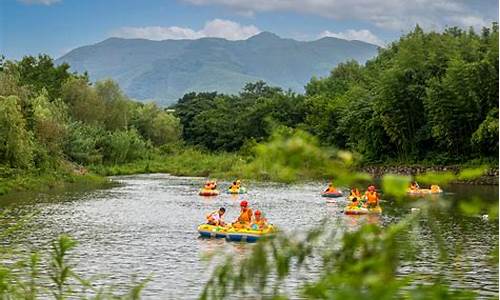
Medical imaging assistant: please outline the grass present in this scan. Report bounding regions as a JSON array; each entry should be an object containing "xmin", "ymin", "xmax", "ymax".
[
  {"xmin": 90, "ymin": 148, "xmax": 249, "ymax": 179},
  {"xmin": 0, "ymin": 170, "xmax": 110, "ymax": 197}
]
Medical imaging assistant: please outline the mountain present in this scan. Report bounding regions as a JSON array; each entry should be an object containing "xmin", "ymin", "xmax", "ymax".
[{"xmin": 56, "ymin": 32, "xmax": 379, "ymax": 105}]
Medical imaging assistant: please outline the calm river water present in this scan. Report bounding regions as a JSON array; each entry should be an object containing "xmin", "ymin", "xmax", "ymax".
[{"xmin": 1, "ymin": 174, "xmax": 498, "ymax": 299}]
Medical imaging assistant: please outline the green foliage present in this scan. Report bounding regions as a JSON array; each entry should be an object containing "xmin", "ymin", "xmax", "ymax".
[
  {"xmin": 0, "ymin": 55, "xmax": 183, "ymax": 181},
  {"xmin": 102, "ymin": 129, "xmax": 149, "ymax": 164},
  {"xmin": 242, "ymin": 128, "xmax": 332, "ymax": 182},
  {"xmin": 381, "ymin": 174, "xmax": 412, "ymax": 197},
  {"xmin": 471, "ymin": 108, "xmax": 499, "ymax": 156},
  {"xmin": 173, "ymin": 82, "xmax": 305, "ymax": 151},
  {"xmin": 95, "ymin": 80, "xmax": 130, "ymax": 131},
  {"xmin": 0, "ymin": 95, "xmax": 34, "ymax": 168},
  {"xmin": 13, "ymin": 54, "xmax": 77, "ymax": 100},
  {"xmin": 32, "ymin": 89, "xmax": 69, "ymax": 158},
  {"xmin": 64, "ymin": 122, "xmax": 105, "ymax": 165},
  {"xmin": 130, "ymin": 102, "xmax": 182, "ymax": 146},
  {"xmin": 91, "ymin": 148, "xmax": 245, "ymax": 178},
  {"xmin": 50, "ymin": 235, "xmax": 77, "ymax": 300},
  {"xmin": 172, "ymin": 24, "xmax": 498, "ymax": 165},
  {"xmin": 61, "ymin": 77, "xmax": 105, "ymax": 124}
]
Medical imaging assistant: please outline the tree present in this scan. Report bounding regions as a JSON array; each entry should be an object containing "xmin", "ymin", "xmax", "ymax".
[
  {"xmin": 14, "ymin": 54, "xmax": 77, "ymax": 100},
  {"xmin": 31, "ymin": 89, "xmax": 69, "ymax": 164},
  {"xmin": 61, "ymin": 77, "xmax": 105, "ymax": 125},
  {"xmin": 95, "ymin": 80, "xmax": 129, "ymax": 131},
  {"xmin": 471, "ymin": 108, "xmax": 499, "ymax": 156},
  {"xmin": 0, "ymin": 96, "xmax": 34, "ymax": 168},
  {"xmin": 130, "ymin": 102, "xmax": 182, "ymax": 146}
]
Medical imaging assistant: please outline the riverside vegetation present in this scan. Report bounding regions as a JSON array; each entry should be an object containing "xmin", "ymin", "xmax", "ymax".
[
  {"xmin": 0, "ymin": 24, "xmax": 497, "ymax": 191},
  {"xmin": 0, "ymin": 24, "xmax": 498, "ymax": 299}
]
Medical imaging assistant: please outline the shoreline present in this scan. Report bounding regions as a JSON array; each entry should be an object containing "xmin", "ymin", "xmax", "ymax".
[
  {"xmin": 360, "ymin": 165, "xmax": 499, "ymax": 185},
  {"xmin": 1, "ymin": 160, "xmax": 498, "ymax": 200}
]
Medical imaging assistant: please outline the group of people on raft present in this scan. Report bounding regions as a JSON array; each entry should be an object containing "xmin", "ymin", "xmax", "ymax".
[
  {"xmin": 206, "ymin": 200, "xmax": 269, "ymax": 231},
  {"xmin": 345, "ymin": 185, "xmax": 380, "ymax": 209},
  {"xmin": 201, "ymin": 179, "xmax": 245, "ymax": 193},
  {"xmin": 408, "ymin": 181, "xmax": 442, "ymax": 194},
  {"xmin": 203, "ymin": 180, "xmax": 218, "ymax": 190}
]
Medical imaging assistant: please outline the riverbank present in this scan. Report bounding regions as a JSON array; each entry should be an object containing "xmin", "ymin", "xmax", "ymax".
[
  {"xmin": 1, "ymin": 151, "xmax": 497, "ymax": 200},
  {"xmin": 0, "ymin": 170, "xmax": 111, "ymax": 198},
  {"xmin": 361, "ymin": 165, "xmax": 499, "ymax": 185},
  {"xmin": 91, "ymin": 150, "xmax": 499, "ymax": 185},
  {"xmin": 89, "ymin": 149, "xmax": 246, "ymax": 179}
]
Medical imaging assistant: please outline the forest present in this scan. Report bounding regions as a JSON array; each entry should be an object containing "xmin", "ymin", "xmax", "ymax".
[
  {"xmin": 0, "ymin": 24, "xmax": 498, "ymax": 191},
  {"xmin": 174, "ymin": 25, "xmax": 499, "ymax": 165}
]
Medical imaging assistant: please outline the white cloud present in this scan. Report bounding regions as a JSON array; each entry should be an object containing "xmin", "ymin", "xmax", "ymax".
[
  {"xmin": 319, "ymin": 29, "xmax": 384, "ymax": 46},
  {"xmin": 18, "ymin": 0, "xmax": 60, "ymax": 5},
  {"xmin": 182, "ymin": 0, "xmax": 496, "ymax": 31},
  {"xmin": 112, "ymin": 19, "xmax": 260, "ymax": 41}
]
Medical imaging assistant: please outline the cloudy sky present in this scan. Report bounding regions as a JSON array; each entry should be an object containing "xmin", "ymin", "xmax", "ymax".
[{"xmin": 1, "ymin": 0, "xmax": 498, "ymax": 59}]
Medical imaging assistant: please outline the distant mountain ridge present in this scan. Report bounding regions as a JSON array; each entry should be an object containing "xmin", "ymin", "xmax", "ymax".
[{"xmin": 56, "ymin": 32, "xmax": 379, "ymax": 105}]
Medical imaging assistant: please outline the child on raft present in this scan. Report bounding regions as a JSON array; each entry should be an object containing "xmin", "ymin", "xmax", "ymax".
[
  {"xmin": 347, "ymin": 197, "xmax": 361, "ymax": 209},
  {"xmin": 206, "ymin": 207, "xmax": 226, "ymax": 226},
  {"xmin": 232, "ymin": 200, "xmax": 253, "ymax": 229},
  {"xmin": 350, "ymin": 187, "xmax": 362, "ymax": 198},
  {"xmin": 229, "ymin": 179, "xmax": 242, "ymax": 192},
  {"xmin": 251, "ymin": 210, "xmax": 268, "ymax": 230},
  {"xmin": 324, "ymin": 182, "xmax": 338, "ymax": 193}
]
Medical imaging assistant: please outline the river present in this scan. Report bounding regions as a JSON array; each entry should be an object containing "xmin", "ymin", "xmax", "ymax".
[{"xmin": 1, "ymin": 174, "xmax": 498, "ymax": 299}]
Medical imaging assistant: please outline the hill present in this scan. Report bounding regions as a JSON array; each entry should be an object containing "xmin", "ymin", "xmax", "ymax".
[{"xmin": 57, "ymin": 32, "xmax": 379, "ymax": 105}]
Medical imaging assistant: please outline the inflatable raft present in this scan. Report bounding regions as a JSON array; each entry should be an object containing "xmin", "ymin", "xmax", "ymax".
[
  {"xmin": 347, "ymin": 195, "xmax": 364, "ymax": 202},
  {"xmin": 225, "ymin": 225, "xmax": 276, "ymax": 243},
  {"xmin": 197, "ymin": 224, "xmax": 227, "ymax": 238},
  {"xmin": 321, "ymin": 191, "xmax": 343, "ymax": 198},
  {"xmin": 344, "ymin": 206, "xmax": 382, "ymax": 215},
  {"xmin": 199, "ymin": 189, "xmax": 220, "ymax": 196},
  {"xmin": 227, "ymin": 187, "xmax": 247, "ymax": 194},
  {"xmin": 407, "ymin": 188, "xmax": 443, "ymax": 196}
]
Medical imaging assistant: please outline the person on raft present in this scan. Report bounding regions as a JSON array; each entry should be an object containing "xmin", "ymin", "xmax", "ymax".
[
  {"xmin": 204, "ymin": 180, "xmax": 217, "ymax": 190},
  {"xmin": 324, "ymin": 182, "xmax": 338, "ymax": 193},
  {"xmin": 409, "ymin": 181, "xmax": 420, "ymax": 191},
  {"xmin": 229, "ymin": 180, "xmax": 241, "ymax": 192},
  {"xmin": 251, "ymin": 210, "xmax": 268, "ymax": 230},
  {"xmin": 233, "ymin": 200, "xmax": 253, "ymax": 229},
  {"xmin": 347, "ymin": 197, "xmax": 361, "ymax": 209},
  {"xmin": 350, "ymin": 187, "xmax": 362, "ymax": 198},
  {"xmin": 430, "ymin": 184, "xmax": 441, "ymax": 193},
  {"xmin": 206, "ymin": 207, "xmax": 226, "ymax": 226},
  {"xmin": 364, "ymin": 185, "xmax": 380, "ymax": 208}
]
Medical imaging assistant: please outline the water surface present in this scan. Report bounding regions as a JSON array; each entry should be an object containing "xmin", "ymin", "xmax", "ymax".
[{"xmin": 1, "ymin": 174, "xmax": 498, "ymax": 299}]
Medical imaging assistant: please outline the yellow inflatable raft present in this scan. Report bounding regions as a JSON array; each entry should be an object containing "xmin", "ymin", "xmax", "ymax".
[
  {"xmin": 225, "ymin": 225, "xmax": 277, "ymax": 243},
  {"xmin": 197, "ymin": 224, "xmax": 227, "ymax": 238}
]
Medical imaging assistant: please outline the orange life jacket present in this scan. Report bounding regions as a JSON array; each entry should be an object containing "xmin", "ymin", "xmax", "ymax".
[
  {"xmin": 238, "ymin": 208, "xmax": 253, "ymax": 223},
  {"xmin": 252, "ymin": 218, "xmax": 267, "ymax": 229},
  {"xmin": 366, "ymin": 191, "xmax": 378, "ymax": 204}
]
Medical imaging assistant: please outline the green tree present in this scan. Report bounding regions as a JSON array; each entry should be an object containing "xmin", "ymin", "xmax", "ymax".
[
  {"xmin": 64, "ymin": 122, "xmax": 105, "ymax": 165},
  {"xmin": 131, "ymin": 102, "xmax": 182, "ymax": 146},
  {"xmin": 31, "ymin": 89, "xmax": 69, "ymax": 158},
  {"xmin": 471, "ymin": 108, "xmax": 499, "ymax": 156},
  {"xmin": 13, "ymin": 54, "xmax": 78, "ymax": 100},
  {"xmin": 61, "ymin": 77, "xmax": 105, "ymax": 124},
  {"xmin": 0, "ymin": 96, "xmax": 34, "ymax": 168},
  {"xmin": 95, "ymin": 80, "xmax": 129, "ymax": 131}
]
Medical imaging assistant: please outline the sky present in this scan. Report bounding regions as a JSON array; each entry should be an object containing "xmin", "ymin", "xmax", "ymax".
[{"xmin": 1, "ymin": 0, "xmax": 498, "ymax": 59}]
